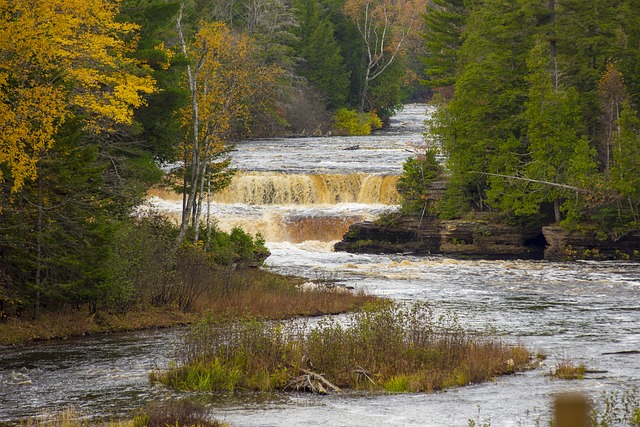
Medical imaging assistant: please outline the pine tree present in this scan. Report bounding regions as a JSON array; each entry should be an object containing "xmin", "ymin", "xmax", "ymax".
[
  {"xmin": 435, "ymin": 0, "xmax": 534, "ymax": 217},
  {"xmin": 611, "ymin": 102, "xmax": 640, "ymax": 223},
  {"xmin": 421, "ymin": 0, "xmax": 467, "ymax": 91},
  {"xmin": 512, "ymin": 41, "xmax": 596, "ymax": 224},
  {"xmin": 293, "ymin": 0, "xmax": 351, "ymax": 109}
]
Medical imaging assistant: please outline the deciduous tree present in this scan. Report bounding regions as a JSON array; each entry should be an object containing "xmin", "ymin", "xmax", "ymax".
[
  {"xmin": 0, "ymin": 0, "xmax": 156, "ymax": 192},
  {"xmin": 175, "ymin": 11, "xmax": 282, "ymax": 246},
  {"xmin": 343, "ymin": 0, "xmax": 426, "ymax": 110}
]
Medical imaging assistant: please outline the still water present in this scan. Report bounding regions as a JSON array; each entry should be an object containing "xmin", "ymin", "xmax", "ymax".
[{"xmin": 1, "ymin": 105, "xmax": 639, "ymax": 426}]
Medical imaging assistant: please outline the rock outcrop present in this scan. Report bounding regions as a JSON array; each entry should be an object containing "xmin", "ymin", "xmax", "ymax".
[
  {"xmin": 543, "ymin": 226, "xmax": 640, "ymax": 261},
  {"xmin": 335, "ymin": 216, "xmax": 640, "ymax": 261},
  {"xmin": 333, "ymin": 217, "xmax": 440, "ymax": 255},
  {"xmin": 334, "ymin": 216, "xmax": 545, "ymax": 259}
]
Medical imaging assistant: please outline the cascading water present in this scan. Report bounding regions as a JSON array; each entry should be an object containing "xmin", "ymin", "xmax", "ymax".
[{"xmin": 2, "ymin": 104, "xmax": 640, "ymax": 426}]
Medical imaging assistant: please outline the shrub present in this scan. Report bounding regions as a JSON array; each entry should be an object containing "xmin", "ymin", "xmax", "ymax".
[
  {"xmin": 133, "ymin": 399, "xmax": 225, "ymax": 427},
  {"xmin": 551, "ymin": 360, "xmax": 586, "ymax": 380},
  {"xmin": 590, "ymin": 388, "xmax": 640, "ymax": 427},
  {"xmin": 334, "ymin": 108, "xmax": 383, "ymax": 135},
  {"xmin": 396, "ymin": 148, "xmax": 442, "ymax": 216}
]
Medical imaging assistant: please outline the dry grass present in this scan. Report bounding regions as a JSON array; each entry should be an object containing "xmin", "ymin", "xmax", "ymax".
[
  {"xmin": 0, "ymin": 308, "xmax": 196, "ymax": 346},
  {"xmin": 0, "ymin": 269, "xmax": 378, "ymax": 345},
  {"xmin": 154, "ymin": 301, "xmax": 534, "ymax": 394},
  {"xmin": 17, "ymin": 401, "xmax": 229, "ymax": 427},
  {"xmin": 18, "ymin": 407, "xmax": 126, "ymax": 427},
  {"xmin": 551, "ymin": 360, "xmax": 586, "ymax": 380},
  {"xmin": 196, "ymin": 268, "xmax": 378, "ymax": 319}
]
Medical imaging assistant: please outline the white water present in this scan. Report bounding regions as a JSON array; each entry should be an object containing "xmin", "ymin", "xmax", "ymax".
[{"xmin": 2, "ymin": 104, "xmax": 640, "ymax": 426}]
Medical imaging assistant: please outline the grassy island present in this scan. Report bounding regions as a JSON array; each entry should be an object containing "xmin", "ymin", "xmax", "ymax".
[{"xmin": 153, "ymin": 301, "xmax": 534, "ymax": 394}]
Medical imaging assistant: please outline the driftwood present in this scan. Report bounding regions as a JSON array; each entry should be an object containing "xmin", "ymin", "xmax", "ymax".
[
  {"xmin": 602, "ymin": 350, "xmax": 640, "ymax": 355},
  {"xmin": 344, "ymin": 144, "xmax": 360, "ymax": 151},
  {"xmin": 286, "ymin": 368, "xmax": 342, "ymax": 394},
  {"xmin": 353, "ymin": 366, "xmax": 376, "ymax": 386}
]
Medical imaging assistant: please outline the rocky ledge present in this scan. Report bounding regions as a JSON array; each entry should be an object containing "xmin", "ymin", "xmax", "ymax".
[
  {"xmin": 543, "ymin": 226, "xmax": 640, "ymax": 261},
  {"xmin": 334, "ymin": 216, "xmax": 545, "ymax": 260},
  {"xmin": 335, "ymin": 217, "xmax": 640, "ymax": 261}
]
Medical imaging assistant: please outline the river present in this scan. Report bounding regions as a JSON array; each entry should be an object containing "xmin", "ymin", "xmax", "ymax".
[{"xmin": 1, "ymin": 104, "xmax": 640, "ymax": 426}]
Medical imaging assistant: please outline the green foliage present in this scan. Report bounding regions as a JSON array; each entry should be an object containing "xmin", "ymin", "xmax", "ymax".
[
  {"xmin": 204, "ymin": 227, "xmax": 269, "ymax": 266},
  {"xmin": 425, "ymin": 0, "xmax": 640, "ymax": 236},
  {"xmin": 293, "ymin": 0, "xmax": 351, "ymax": 109},
  {"xmin": 590, "ymin": 388, "xmax": 640, "ymax": 427},
  {"xmin": 611, "ymin": 102, "xmax": 640, "ymax": 222},
  {"xmin": 368, "ymin": 58, "xmax": 407, "ymax": 122},
  {"xmin": 0, "ymin": 120, "xmax": 118, "ymax": 315},
  {"xmin": 433, "ymin": 0, "xmax": 534, "ymax": 217},
  {"xmin": 421, "ymin": 0, "xmax": 467, "ymax": 89},
  {"xmin": 334, "ymin": 108, "xmax": 383, "ymax": 135},
  {"xmin": 397, "ymin": 149, "xmax": 442, "ymax": 216},
  {"xmin": 301, "ymin": 20, "xmax": 351, "ymax": 109}
]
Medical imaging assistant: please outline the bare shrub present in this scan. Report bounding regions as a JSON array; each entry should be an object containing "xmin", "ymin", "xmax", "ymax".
[
  {"xmin": 133, "ymin": 399, "xmax": 224, "ymax": 427},
  {"xmin": 283, "ymin": 87, "xmax": 332, "ymax": 136}
]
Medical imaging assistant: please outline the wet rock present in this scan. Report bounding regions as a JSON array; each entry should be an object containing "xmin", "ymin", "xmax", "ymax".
[
  {"xmin": 336, "ymin": 218, "xmax": 640, "ymax": 261},
  {"xmin": 439, "ymin": 220, "xmax": 544, "ymax": 259}
]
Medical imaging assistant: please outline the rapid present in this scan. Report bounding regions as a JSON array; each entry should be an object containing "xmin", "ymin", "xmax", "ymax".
[{"xmin": 1, "ymin": 104, "xmax": 639, "ymax": 426}]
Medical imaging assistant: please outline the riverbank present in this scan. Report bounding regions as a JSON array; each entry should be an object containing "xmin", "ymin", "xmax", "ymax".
[
  {"xmin": 0, "ymin": 269, "xmax": 379, "ymax": 346},
  {"xmin": 334, "ymin": 214, "xmax": 640, "ymax": 261}
]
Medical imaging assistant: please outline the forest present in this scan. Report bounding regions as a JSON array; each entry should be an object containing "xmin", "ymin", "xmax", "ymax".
[
  {"xmin": 414, "ymin": 0, "xmax": 640, "ymax": 239},
  {"xmin": 2, "ymin": 0, "xmax": 640, "ymax": 320},
  {"xmin": 0, "ymin": 0, "xmax": 426, "ymax": 321}
]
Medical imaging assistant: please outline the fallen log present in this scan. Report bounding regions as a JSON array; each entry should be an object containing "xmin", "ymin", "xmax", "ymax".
[{"xmin": 286, "ymin": 368, "xmax": 342, "ymax": 394}]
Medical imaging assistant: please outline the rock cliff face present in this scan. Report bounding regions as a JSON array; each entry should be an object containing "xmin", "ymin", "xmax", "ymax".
[
  {"xmin": 334, "ymin": 217, "xmax": 440, "ymax": 255},
  {"xmin": 543, "ymin": 226, "xmax": 640, "ymax": 261},
  {"xmin": 335, "ymin": 217, "xmax": 640, "ymax": 261},
  {"xmin": 334, "ymin": 216, "xmax": 545, "ymax": 259}
]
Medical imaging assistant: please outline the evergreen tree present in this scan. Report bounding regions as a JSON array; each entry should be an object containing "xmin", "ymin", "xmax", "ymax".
[
  {"xmin": 611, "ymin": 102, "xmax": 640, "ymax": 224},
  {"xmin": 120, "ymin": 0, "xmax": 187, "ymax": 163},
  {"xmin": 434, "ymin": 0, "xmax": 534, "ymax": 217},
  {"xmin": 0, "ymin": 121, "xmax": 116, "ymax": 315},
  {"xmin": 294, "ymin": 0, "xmax": 351, "ymax": 109},
  {"xmin": 421, "ymin": 0, "xmax": 467, "ymax": 91},
  {"xmin": 555, "ymin": 0, "xmax": 622, "ymax": 143},
  {"xmin": 617, "ymin": 0, "xmax": 640, "ymax": 107}
]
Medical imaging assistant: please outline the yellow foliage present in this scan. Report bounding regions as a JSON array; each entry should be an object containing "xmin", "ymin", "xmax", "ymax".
[
  {"xmin": 180, "ymin": 22, "xmax": 282, "ymax": 163},
  {"xmin": 0, "ymin": 0, "xmax": 156, "ymax": 192}
]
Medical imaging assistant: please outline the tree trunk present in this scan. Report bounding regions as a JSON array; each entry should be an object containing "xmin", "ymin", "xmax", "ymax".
[
  {"xmin": 34, "ymin": 173, "xmax": 43, "ymax": 318},
  {"xmin": 549, "ymin": 0, "xmax": 558, "ymax": 91},
  {"xmin": 175, "ymin": 3, "xmax": 202, "ymax": 248}
]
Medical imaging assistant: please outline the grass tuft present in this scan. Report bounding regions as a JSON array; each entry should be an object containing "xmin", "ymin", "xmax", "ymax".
[{"xmin": 551, "ymin": 360, "xmax": 586, "ymax": 380}]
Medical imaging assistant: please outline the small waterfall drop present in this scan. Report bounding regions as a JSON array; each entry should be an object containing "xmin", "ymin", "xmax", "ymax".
[
  {"xmin": 148, "ymin": 104, "xmax": 432, "ymax": 244},
  {"xmin": 211, "ymin": 172, "xmax": 399, "ymax": 205}
]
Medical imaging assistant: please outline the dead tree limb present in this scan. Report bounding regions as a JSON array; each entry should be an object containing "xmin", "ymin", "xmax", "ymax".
[{"xmin": 470, "ymin": 171, "xmax": 589, "ymax": 194}]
